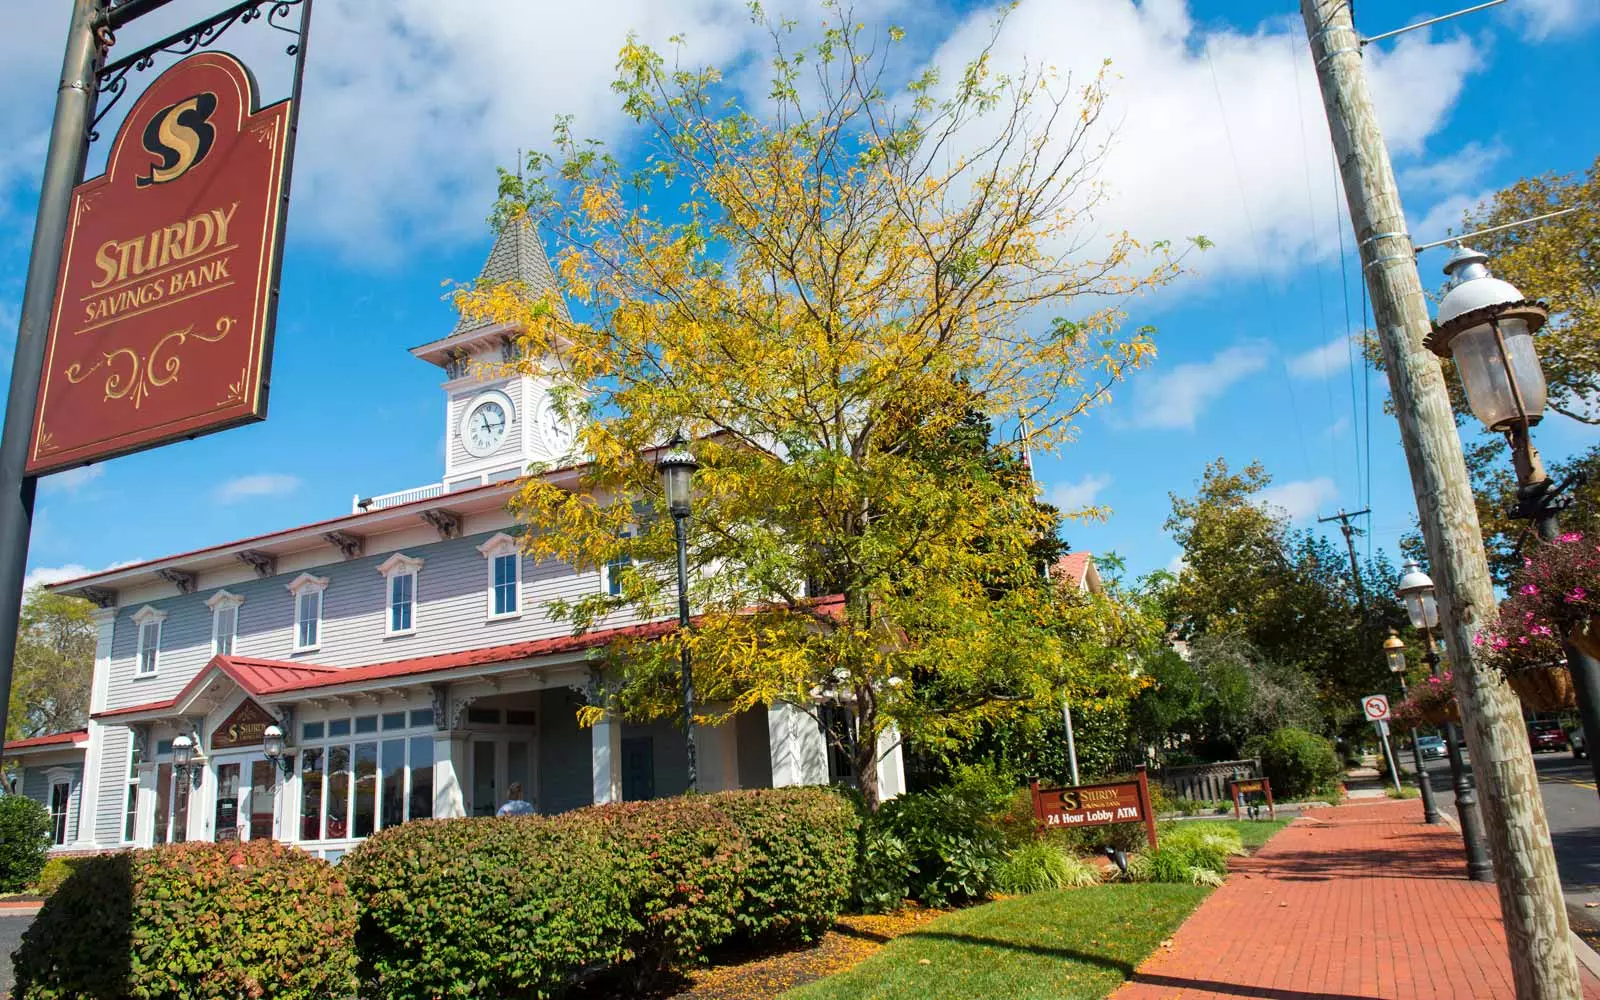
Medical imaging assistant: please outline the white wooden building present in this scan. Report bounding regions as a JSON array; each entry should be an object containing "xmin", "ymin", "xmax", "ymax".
[{"xmin": 3, "ymin": 219, "xmax": 904, "ymax": 859}]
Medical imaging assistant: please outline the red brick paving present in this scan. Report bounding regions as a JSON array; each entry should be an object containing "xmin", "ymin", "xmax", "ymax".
[{"xmin": 1114, "ymin": 800, "xmax": 1600, "ymax": 1000}]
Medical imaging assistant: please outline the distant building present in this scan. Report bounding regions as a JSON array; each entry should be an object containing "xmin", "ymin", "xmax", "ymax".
[{"xmin": 3, "ymin": 219, "xmax": 903, "ymax": 858}]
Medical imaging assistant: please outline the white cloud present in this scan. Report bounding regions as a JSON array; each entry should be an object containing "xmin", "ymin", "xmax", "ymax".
[
  {"xmin": 24, "ymin": 560, "xmax": 142, "ymax": 592},
  {"xmin": 38, "ymin": 465, "xmax": 103, "ymax": 495},
  {"xmin": 1398, "ymin": 141, "xmax": 1504, "ymax": 195},
  {"xmin": 918, "ymin": 1, "xmax": 1482, "ymax": 281},
  {"xmin": 1288, "ymin": 334, "xmax": 1355, "ymax": 379},
  {"xmin": 1049, "ymin": 473, "xmax": 1112, "ymax": 511},
  {"xmin": 1411, "ymin": 188, "xmax": 1497, "ymax": 248},
  {"xmin": 1166, "ymin": 552, "xmax": 1187, "ymax": 576},
  {"xmin": 1254, "ymin": 476, "xmax": 1337, "ymax": 523},
  {"xmin": 214, "ymin": 473, "xmax": 302, "ymax": 504},
  {"xmin": 1324, "ymin": 415, "xmax": 1351, "ymax": 439},
  {"xmin": 1506, "ymin": 0, "xmax": 1600, "ymax": 40},
  {"xmin": 1127, "ymin": 344, "xmax": 1269, "ymax": 430}
]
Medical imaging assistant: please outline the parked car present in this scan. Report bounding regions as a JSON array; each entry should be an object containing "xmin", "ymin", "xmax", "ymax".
[
  {"xmin": 1572, "ymin": 726, "xmax": 1587, "ymax": 760},
  {"xmin": 1528, "ymin": 720, "xmax": 1570, "ymax": 754},
  {"xmin": 1416, "ymin": 735, "xmax": 1447, "ymax": 760}
]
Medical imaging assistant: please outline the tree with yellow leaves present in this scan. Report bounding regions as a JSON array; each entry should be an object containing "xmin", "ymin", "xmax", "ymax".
[{"xmin": 462, "ymin": 3, "xmax": 1188, "ymax": 807}]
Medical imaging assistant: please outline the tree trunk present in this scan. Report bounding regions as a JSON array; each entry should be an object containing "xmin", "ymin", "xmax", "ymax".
[{"xmin": 853, "ymin": 686, "xmax": 881, "ymax": 811}]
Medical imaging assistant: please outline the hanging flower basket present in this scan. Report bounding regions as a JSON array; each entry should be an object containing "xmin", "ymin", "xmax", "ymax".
[
  {"xmin": 1506, "ymin": 664, "xmax": 1577, "ymax": 713},
  {"xmin": 1419, "ymin": 700, "xmax": 1460, "ymax": 727},
  {"xmin": 1395, "ymin": 672, "xmax": 1458, "ymax": 729}
]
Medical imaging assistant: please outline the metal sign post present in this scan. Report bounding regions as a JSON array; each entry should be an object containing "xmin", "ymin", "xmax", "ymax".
[{"xmin": 1364, "ymin": 694, "xmax": 1402, "ymax": 795}]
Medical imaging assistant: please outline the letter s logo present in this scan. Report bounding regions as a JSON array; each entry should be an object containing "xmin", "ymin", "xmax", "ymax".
[
  {"xmin": 1061, "ymin": 791, "xmax": 1079, "ymax": 810},
  {"xmin": 136, "ymin": 93, "xmax": 218, "ymax": 187}
]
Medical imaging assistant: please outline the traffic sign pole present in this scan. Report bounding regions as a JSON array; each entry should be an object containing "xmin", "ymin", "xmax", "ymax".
[{"xmin": 1376, "ymin": 720, "xmax": 1403, "ymax": 795}]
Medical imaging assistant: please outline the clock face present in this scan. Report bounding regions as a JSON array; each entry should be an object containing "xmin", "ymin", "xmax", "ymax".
[
  {"xmin": 536, "ymin": 396, "xmax": 574, "ymax": 457},
  {"xmin": 461, "ymin": 394, "xmax": 511, "ymax": 457}
]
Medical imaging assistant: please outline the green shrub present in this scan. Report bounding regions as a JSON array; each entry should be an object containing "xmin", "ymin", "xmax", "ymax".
[
  {"xmin": 344, "ymin": 815, "xmax": 637, "ymax": 1000},
  {"xmin": 1161, "ymin": 822, "xmax": 1246, "ymax": 859},
  {"xmin": 12, "ymin": 839, "xmax": 357, "ymax": 1000},
  {"xmin": 344, "ymin": 787, "xmax": 858, "ymax": 998},
  {"xmin": 0, "ymin": 794, "xmax": 51, "ymax": 893},
  {"xmin": 1127, "ymin": 844, "xmax": 1227, "ymax": 887},
  {"xmin": 28, "ymin": 856, "xmax": 84, "ymax": 897},
  {"xmin": 853, "ymin": 822, "xmax": 913, "ymax": 914},
  {"xmin": 994, "ymin": 842, "xmax": 1100, "ymax": 894},
  {"xmin": 872, "ymin": 785, "xmax": 1007, "ymax": 908},
  {"xmin": 716, "ymin": 787, "xmax": 858, "ymax": 942},
  {"xmin": 1245, "ymin": 727, "xmax": 1342, "ymax": 799}
]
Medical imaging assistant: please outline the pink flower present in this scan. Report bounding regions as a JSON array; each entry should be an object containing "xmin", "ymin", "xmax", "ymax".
[
  {"xmin": 1520, "ymin": 584, "xmax": 1539, "ymax": 596},
  {"xmin": 1567, "ymin": 587, "xmax": 1588, "ymax": 604},
  {"xmin": 1560, "ymin": 532, "xmax": 1583, "ymax": 544},
  {"xmin": 1532, "ymin": 625, "xmax": 1554, "ymax": 637},
  {"xmin": 1472, "ymin": 634, "xmax": 1486, "ymax": 647}
]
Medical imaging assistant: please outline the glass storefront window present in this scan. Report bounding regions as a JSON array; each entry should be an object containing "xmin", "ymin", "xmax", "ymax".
[
  {"xmin": 409, "ymin": 737, "xmax": 433, "ymax": 821},
  {"xmin": 380, "ymin": 739, "xmax": 405, "ymax": 829},
  {"xmin": 153, "ymin": 763, "xmax": 173, "ymax": 845},
  {"xmin": 353, "ymin": 742, "xmax": 378, "ymax": 838},
  {"xmin": 301, "ymin": 748, "xmax": 324, "ymax": 840},
  {"xmin": 326, "ymin": 745, "xmax": 350, "ymax": 839},
  {"xmin": 214, "ymin": 762, "xmax": 241, "ymax": 841}
]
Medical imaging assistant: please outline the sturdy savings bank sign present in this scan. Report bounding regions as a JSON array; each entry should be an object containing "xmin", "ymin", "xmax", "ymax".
[{"xmin": 27, "ymin": 52, "xmax": 294, "ymax": 475}]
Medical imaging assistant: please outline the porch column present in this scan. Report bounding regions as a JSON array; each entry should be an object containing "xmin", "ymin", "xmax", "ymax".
[
  {"xmin": 592, "ymin": 713, "xmax": 621, "ymax": 805},
  {"xmin": 432, "ymin": 732, "xmax": 467, "ymax": 819},
  {"xmin": 768, "ymin": 702, "xmax": 827, "ymax": 787},
  {"xmin": 72, "ymin": 607, "xmax": 117, "ymax": 849},
  {"xmin": 875, "ymin": 723, "xmax": 906, "ymax": 802},
  {"xmin": 696, "ymin": 716, "xmax": 740, "ymax": 792}
]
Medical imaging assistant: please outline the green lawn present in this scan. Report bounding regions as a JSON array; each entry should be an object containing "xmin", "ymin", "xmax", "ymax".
[
  {"xmin": 1189, "ymin": 817, "xmax": 1289, "ymax": 851},
  {"xmin": 782, "ymin": 884, "xmax": 1210, "ymax": 1000}
]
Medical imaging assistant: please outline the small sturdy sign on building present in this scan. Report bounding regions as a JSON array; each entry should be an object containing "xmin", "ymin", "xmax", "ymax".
[{"xmin": 1029, "ymin": 764, "xmax": 1158, "ymax": 850}]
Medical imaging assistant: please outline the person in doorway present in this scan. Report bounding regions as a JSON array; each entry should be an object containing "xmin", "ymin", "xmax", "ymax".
[{"xmin": 497, "ymin": 782, "xmax": 535, "ymax": 817}]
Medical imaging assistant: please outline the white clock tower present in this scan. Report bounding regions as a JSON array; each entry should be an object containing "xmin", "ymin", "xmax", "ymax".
[{"xmin": 410, "ymin": 217, "xmax": 578, "ymax": 492}]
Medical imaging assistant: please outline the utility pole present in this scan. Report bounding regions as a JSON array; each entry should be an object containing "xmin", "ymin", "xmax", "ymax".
[
  {"xmin": 0, "ymin": 0, "xmax": 102, "ymax": 762},
  {"xmin": 1301, "ymin": 3, "xmax": 1579, "ymax": 997},
  {"xmin": 1317, "ymin": 507, "xmax": 1370, "ymax": 600}
]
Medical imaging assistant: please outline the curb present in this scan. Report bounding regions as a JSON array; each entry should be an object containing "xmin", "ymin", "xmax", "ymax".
[{"xmin": 1571, "ymin": 931, "xmax": 1600, "ymax": 981}]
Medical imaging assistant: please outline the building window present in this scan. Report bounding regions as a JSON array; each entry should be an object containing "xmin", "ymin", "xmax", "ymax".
[
  {"xmin": 377, "ymin": 554, "xmax": 424, "ymax": 636},
  {"xmin": 602, "ymin": 530, "xmax": 637, "ymax": 598},
  {"xmin": 294, "ymin": 715, "xmax": 435, "ymax": 842},
  {"xmin": 286, "ymin": 574, "xmax": 329, "ymax": 652},
  {"xmin": 207, "ymin": 590, "xmax": 244, "ymax": 657},
  {"xmin": 151, "ymin": 762, "xmax": 189, "ymax": 846},
  {"xmin": 131, "ymin": 606, "xmax": 167, "ymax": 676},
  {"xmin": 123, "ymin": 738, "xmax": 141, "ymax": 843},
  {"xmin": 48, "ymin": 781, "xmax": 70, "ymax": 845},
  {"xmin": 476, "ymin": 533, "xmax": 523, "ymax": 619}
]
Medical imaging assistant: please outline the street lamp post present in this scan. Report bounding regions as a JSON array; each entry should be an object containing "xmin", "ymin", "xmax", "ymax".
[
  {"xmin": 1397, "ymin": 560, "xmax": 1494, "ymax": 881},
  {"xmin": 1429, "ymin": 247, "xmax": 1600, "ymax": 795},
  {"xmin": 1383, "ymin": 629, "xmax": 1441, "ymax": 824},
  {"xmin": 658, "ymin": 432, "xmax": 699, "ymax": 793}
]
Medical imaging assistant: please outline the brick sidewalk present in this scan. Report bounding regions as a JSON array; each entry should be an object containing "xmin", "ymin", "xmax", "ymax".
[{"xmin": 1114, "ymin": 800, "xmax": 1600, "ymax": 1000}]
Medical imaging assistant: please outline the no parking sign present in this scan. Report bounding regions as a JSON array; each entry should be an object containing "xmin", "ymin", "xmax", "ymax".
[{"xmin": 1362, "ymin": 694, "xmax": 1391, "ymax": 722}]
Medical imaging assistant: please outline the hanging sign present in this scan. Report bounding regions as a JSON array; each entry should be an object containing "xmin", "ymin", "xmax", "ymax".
[
  {"xmin": 1030, "ymin": 765, "xmax": 1159, "ymax": 850},
  {"xmin": 27, "ymin": 51, "xmax": 297, "ymax": 475}
]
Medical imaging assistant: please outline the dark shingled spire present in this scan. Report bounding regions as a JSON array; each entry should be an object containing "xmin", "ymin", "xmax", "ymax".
[{"xmin": 450, "ymin": 214, "xmax": 568, "ymax": 335}]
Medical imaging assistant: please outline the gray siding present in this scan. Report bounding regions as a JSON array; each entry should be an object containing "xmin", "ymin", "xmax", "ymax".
[
  {"xmin": 22, "ymin": 762, "xmax": 83, "ymax": 845},
  {"xmin": 621, "ymin": 719, "xmax": 688, "ymax": 800},
  {"xmin": 104, "ymin": 528, "xmax": 638, "ymax": 712},
  {"xmin": 538, "ymin": 688, "xmax": 590, "ymax": 814},
  {"xmin": 736, "ymin": 708, "xmax": 773, "ymax": 789},
  {"xmin": 95, "ymin": 726, "xmax": 131, "ymax": 844}
]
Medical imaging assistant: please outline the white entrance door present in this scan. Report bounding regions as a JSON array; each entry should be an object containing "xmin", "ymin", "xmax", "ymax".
[
  {"xmin": 468, "ymin": 736, "xmax": 536, "ymax": 816},
  {"xmin": 214, "ymin": 756, "xmax": 278, "ymax": 841}
]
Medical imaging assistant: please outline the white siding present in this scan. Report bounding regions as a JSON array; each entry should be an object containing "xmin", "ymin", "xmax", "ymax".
[{"xmin": 102, "ymin": 528, "xmax": 643, "ymax": 712}]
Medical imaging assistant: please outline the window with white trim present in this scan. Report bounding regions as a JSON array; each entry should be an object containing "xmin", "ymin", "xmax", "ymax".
[
  {"xmin": 476, "ymin": 533, "xmax": 523, "ymax": 619},
  {"xmin": 207, "ymin": 590, "xmax": 244, "ymax": 656},
  {"xmin": 131, "ymin": 606, "xmax": 167, "ymax": 676},
  {"xmin": 48, "ymin": 780, "xmax": 70, "ymax": 845},
  {"xmin": 286, "ymin": 574, "xmax": 329, "ymax": 652},
  {"xmin": 602, "ymin": 529, "xmax": 637, "ymax": 598},
  {"xmin": 123, "ymin": 736, "xmax": 141, "ymax": 843},
  {"xmin": 376, "ymin": 554, "xmax": 424, "ymax": 636}
]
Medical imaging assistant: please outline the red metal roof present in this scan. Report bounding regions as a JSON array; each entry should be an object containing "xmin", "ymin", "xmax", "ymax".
[
  {"xmin": 4, "ymin": 729, "xmax": 89, "ymax": 752},
  {"xmin": 1053, "ymin": 552, "xmax": 1092, "ymax": 585},
  {"xmin": 94, "ymin": 597, "xmax": 847, "ymax": 720}
]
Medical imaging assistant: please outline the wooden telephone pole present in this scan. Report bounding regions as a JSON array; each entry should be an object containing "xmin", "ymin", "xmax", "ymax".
[{"xmin": 1300, "ymin": 2, "xmax": 1580, "ymax": 996}]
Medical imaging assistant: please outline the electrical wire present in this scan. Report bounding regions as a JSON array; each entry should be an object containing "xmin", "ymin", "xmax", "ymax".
[{"xmin": 1204, "ymin": 47, "xmax": 1315, "ymax": 481}]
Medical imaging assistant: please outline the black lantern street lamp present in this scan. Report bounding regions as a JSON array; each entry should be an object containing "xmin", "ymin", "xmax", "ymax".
[
  {"xmin": 1382, "ymin": 629, "xmax": 1441, "ymax": 825},
  {"xmin": 658, "ymin": 431, "xmax": 700, "ymax": 792},
  {"xmin": 262, "ymin": 724, "xmax": 294, "ymax": 777},
  {"xmin": 1429, "ymin": 247, "xmax": 1600, "ymax": 795},
  {"xmin": 1397, "ymin": 560, "xmax": 1493, "ymax": 881},
  {"xmin": 171, "ymin": 733, "xmax": 203, "ymax": 789}
]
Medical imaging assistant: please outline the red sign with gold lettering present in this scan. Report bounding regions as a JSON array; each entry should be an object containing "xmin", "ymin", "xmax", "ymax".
[{"xmin": 27, "ymin": 51, "xmax": 293, "ymax": 475}]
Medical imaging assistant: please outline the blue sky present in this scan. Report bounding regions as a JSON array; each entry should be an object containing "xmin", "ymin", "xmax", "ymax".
[{"xmin": 3, "ymin": 0, "xmax": 1598, "ymax": 589}]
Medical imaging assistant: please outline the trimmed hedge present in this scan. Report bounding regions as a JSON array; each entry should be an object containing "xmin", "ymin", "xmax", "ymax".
[
  {"xmin": 342, "ymin": 787, "xmax": 858, "ymax": 999},
  {"xmin": 1245, "ymin": 727, "xmax": 1342, "ymax": 799},
  {"xmin": 0, "ymin": 794, "xmax": 51, "ymax": 893},
  {"xmin": 11, "ymin": 839, "xmax": 357, "ymax": 1000}
]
